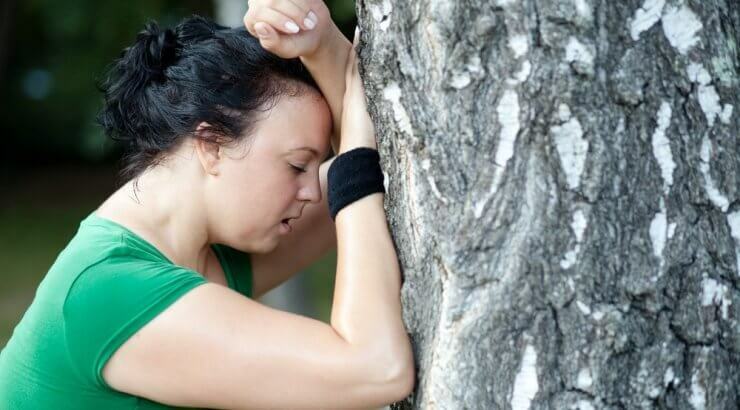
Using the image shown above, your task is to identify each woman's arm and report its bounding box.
[299,25,351,153]
[243,0,352,153]
[331,31,415,386]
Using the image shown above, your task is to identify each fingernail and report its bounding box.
[285,21,300,33]
[308,11,318,24]
[304,17,315,30]
[255,23,269,37]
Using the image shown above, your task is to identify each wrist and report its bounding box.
[339,139,377,154]
[300,24,350,64]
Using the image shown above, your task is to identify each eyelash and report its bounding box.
[290,164,307,173]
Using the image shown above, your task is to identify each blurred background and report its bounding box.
[0,0,356,348]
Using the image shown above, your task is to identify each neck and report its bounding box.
[100,163,211,273]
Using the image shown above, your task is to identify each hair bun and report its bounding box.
[141,22,179,82]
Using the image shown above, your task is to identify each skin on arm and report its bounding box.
[243,0,352,153]
[244,1,414,380]
[102,283,411,409]
[299,25,352,153]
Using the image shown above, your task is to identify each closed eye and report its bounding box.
[290,164,307,173]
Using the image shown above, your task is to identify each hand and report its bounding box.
[339,28,377,153]
[243,0,334,59]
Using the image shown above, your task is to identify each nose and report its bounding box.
[297,172,322,204]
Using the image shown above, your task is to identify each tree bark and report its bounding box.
[357,0,739,408]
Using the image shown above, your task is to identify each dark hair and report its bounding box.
[97,15,319,183]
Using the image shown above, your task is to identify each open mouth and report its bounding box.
[280,218,293,233]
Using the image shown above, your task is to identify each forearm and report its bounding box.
[330,192,413,374]
[300,24,352,153]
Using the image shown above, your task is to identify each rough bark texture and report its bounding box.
[356,0,739,408]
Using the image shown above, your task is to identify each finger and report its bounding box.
[253,7,304,34]
[254,22,303,57]
[269,0,317,31]
[252,1,311,34]
[254,21,278,41]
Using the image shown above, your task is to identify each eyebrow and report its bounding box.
[288,147,320,156]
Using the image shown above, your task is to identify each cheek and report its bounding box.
[216,167,294,226]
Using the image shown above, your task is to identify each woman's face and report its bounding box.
[205,89,332,253]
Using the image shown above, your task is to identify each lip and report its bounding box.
[278,209,302,235]
[279,220,292,234]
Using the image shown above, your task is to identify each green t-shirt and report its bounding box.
[0,212,253,409]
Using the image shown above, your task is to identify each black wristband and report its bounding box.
[327,147,385,220]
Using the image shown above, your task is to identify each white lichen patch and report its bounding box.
[495,90,520,170]
[474,90,520,218]
[509,34,529,58]
[701,277,731,319]
[667,222,677,239]
[560,249,578,269]
[663,367,675,387]
[576,367,593,389]
[687,63,711,84]
[719,104,733,125]
[511,342,539,410]
[699,136,730,211]
[662,5,703,55]
[369,0,392,31]
[686,63,723,127]
[689,372,707,410]
[651,101,675,194]
[451,55,484,90]
[421,159,449,204]
[382,170,389,193]
[552,111,589,190]
[507,60,532,86]
[576,300,592,315]
[561,210,588,269]
[572,210,587,242]
[728,211,740,275]
[572,0,592,20]
[697,84,722,128]
[630,0,666,41]
[558,104,572,122]
[565,37,594,68]
[382,82,415,138]
[450,72,471,89]
[573,401,595,410]
[649,201,668,265]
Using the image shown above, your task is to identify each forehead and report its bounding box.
[250,90,331,156]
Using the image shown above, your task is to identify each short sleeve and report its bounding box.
[63,256,208,389]
[211,244,253,298]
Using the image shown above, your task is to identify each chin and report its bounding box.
[252,236,281,254]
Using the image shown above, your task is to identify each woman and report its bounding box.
[0,1,414,408]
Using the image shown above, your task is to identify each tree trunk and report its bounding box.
[357,0,739,408]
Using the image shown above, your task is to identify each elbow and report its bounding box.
[390,362,416,401]
[349,344,415,407]
[382,353,416,402]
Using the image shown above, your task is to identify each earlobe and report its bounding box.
[194,122,222,176]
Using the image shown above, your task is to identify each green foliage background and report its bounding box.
[0,0,356,166]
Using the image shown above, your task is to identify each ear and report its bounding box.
[193,122,223,176]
